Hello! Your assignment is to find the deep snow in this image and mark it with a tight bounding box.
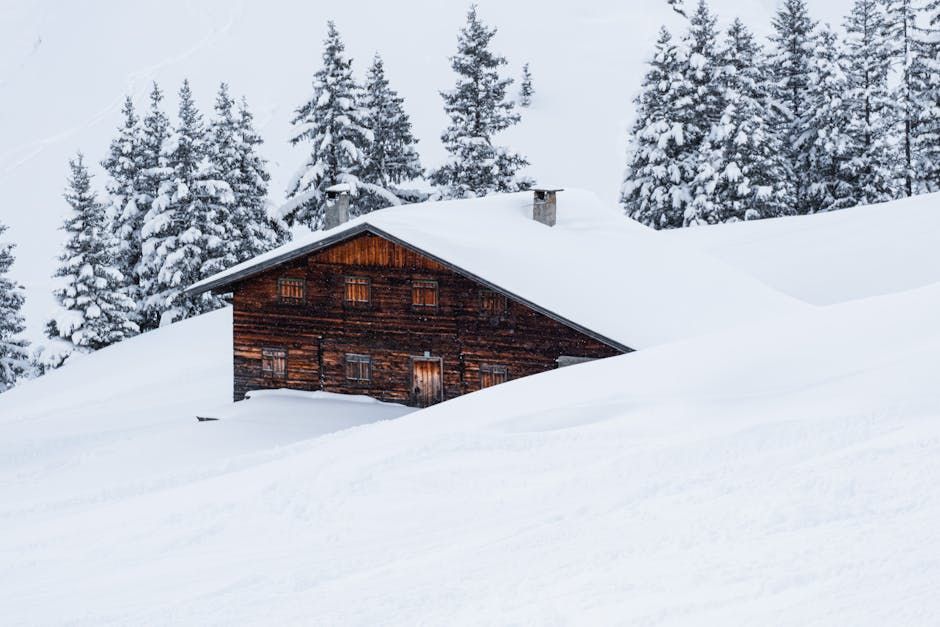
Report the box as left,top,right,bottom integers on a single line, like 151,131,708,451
1,196,939,624
665,192,940,305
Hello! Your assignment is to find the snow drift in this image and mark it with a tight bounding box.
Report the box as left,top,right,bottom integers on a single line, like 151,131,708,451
1,195,939,623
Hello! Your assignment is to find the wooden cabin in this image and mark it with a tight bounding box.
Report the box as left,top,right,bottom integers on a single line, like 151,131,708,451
188,189,634,407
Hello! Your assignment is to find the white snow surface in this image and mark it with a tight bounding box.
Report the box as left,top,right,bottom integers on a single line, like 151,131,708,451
2,199,940,624
191,189,805,349
0,0,854,341
663,192,940,305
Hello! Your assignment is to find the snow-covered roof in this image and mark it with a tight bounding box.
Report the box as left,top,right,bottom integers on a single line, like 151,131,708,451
187,190,805,350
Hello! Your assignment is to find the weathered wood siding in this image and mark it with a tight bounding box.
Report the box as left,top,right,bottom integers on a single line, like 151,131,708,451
231,233,624,405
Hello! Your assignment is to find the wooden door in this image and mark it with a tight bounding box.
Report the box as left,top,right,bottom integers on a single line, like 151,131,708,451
412,358,443,407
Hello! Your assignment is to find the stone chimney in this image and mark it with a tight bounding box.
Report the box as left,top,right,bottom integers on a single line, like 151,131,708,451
324,183,351,229
532,187,563,227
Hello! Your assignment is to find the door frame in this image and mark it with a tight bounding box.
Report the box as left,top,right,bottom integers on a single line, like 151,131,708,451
410,355,444,406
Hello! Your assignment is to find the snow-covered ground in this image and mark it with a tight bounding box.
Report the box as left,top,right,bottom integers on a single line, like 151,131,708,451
665,192,940,305
0,0,853,340
2,196,939,624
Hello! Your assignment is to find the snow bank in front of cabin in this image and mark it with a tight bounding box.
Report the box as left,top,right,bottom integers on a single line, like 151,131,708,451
2,280,939,625
663,192,940,305
207,389,412,427
0,309,412,522
194,189,806,350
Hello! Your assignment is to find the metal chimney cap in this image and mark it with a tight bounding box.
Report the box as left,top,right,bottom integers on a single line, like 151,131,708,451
532,186,564,193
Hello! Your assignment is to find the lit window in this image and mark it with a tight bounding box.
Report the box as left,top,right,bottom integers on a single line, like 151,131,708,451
344,276,371,304
412,280,439,307
277,277,305,304
345,354,372,382
480,364,508,389
481,290,507,316
261,348,287,378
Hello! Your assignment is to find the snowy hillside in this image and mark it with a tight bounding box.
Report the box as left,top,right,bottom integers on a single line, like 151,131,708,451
2,195,939,623
2,272,938,624
0,0,853,339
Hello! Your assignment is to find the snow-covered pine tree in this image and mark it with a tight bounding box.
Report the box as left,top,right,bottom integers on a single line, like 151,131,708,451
283,22,373,229
677,0,728,226
140,80,232,325
235,95,290,256
921,1,940,190
101,96,147,318
0,221,28,390
884,0,932,195
767,0,817,214
842,0,898,205
803,26,857,212
519,63,534,107
359,54,424,213
430,6,530,199
693,19,788,223
43,154,138,369
208,84,287,265
136,82,172,331
621,28,692,228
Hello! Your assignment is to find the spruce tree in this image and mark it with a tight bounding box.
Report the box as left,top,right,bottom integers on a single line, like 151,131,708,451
283,22,372,229
208,84,287,265
44,154,138,368
676,0,726,226
359,54,424,213
884,0,932,195
430,6,530,199
0,221,28,391
101,96,147,314
235,95,290,257
767,0,817,213
140,80,231,325
519,62,534,106
693,19,788,223
624,1,723,228
137,83,171,330
804,26,856,212
843,0,898,205
621,28,692,228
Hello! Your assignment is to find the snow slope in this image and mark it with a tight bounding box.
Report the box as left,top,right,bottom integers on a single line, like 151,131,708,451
662,192,940,305
1,278,937,625
0,0,853,340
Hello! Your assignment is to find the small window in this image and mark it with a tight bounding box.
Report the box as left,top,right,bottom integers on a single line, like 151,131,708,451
412,280,439,307
481,290,508,316
344,276,371,304
345,353,372,382
480,364,508,389
261,348,287,378
278,277,305,304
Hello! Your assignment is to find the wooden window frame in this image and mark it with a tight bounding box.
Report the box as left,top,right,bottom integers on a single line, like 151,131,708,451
277,277,306,304
480,289,508,318
344,276,371,306
345,353,372,382
411,279,439,309
261,347,287,379
479,364,508,389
